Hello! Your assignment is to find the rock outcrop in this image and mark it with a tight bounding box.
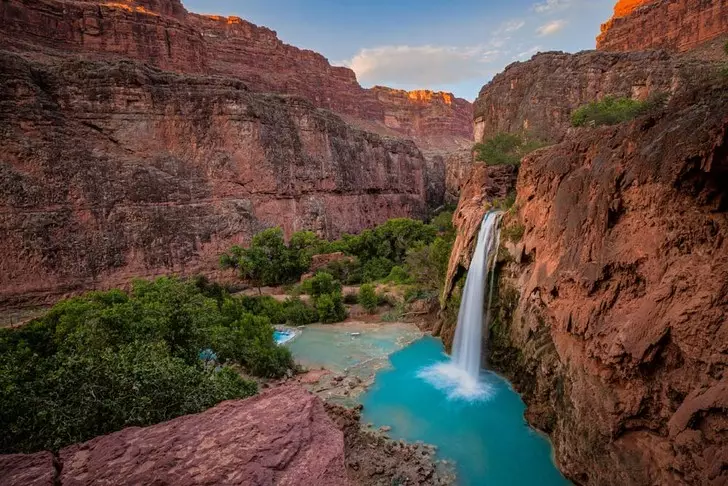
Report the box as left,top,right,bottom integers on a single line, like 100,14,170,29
0,0,472,151
0,386,350,486
447,68,728,485
473,50,717,143
0,51,430,306
0,452,56,486
597,0,728,53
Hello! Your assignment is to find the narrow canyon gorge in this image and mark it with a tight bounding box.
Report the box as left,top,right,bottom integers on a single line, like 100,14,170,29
1,0,726,485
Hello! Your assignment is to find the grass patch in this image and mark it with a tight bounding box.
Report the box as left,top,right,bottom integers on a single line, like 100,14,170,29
501,222,525,243
474,133,547,166
571,94,667,127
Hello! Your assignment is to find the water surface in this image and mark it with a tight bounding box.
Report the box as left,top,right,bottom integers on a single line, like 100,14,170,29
360,337,570,486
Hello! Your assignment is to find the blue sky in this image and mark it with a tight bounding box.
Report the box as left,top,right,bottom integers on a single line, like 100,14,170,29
184,0,616,100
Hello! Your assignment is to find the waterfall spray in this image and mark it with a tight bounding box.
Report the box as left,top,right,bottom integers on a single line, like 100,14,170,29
419,211,502,400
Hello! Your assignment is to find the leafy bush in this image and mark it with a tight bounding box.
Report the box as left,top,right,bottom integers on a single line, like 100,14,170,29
0,277,296,453
501,222,525,242
362,257,395,282
316,292,348,323
474,133,546,166
358,284,379,314
318,257,363,285
220,228,327,289
430,211,454,233
283,297,319,325
571,94,666,127
301,272,342,298
382,265,412,285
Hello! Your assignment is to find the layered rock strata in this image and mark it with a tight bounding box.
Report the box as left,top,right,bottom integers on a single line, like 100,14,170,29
0,0,473,150
0,52,430,305
446,75,728,485
597,0,728,53
473,50,718,144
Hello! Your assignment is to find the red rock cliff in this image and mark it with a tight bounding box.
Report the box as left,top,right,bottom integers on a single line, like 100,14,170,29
597,0,728,53
446,62,728,485
0,0,472,151
473,50,715,143
0,52,430,306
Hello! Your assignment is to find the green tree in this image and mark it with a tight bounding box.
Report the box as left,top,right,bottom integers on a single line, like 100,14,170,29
358,284,379,314
316,292,347,323
474,133,546,166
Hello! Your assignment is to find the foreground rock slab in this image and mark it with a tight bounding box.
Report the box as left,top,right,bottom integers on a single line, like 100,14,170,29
57,385,349,486
0,452,56,486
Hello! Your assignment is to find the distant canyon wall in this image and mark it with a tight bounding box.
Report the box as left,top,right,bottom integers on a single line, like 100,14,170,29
597,0,728,53
0,0,473,151
0,0,477,306
0,52,430,306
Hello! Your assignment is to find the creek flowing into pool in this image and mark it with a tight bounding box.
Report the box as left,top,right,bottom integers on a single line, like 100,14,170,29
285,213,569,485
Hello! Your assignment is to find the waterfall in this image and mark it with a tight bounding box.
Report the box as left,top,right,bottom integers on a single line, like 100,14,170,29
419,211,502,401
452,211,502,378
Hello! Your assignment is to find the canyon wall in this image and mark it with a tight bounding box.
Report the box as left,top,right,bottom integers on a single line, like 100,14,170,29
597,0,728,53
0,0,476,306
472,50,716,144
0,0,473,150
0,52,430,306
448,70,728,486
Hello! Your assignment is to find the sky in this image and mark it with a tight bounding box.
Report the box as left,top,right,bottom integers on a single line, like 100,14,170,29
184,0,617,101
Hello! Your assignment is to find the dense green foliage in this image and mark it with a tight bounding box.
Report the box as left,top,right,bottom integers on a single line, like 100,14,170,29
220,228,326,288
570,95,666,127
473,133,546,166
300,272,348,323
0,278,295,453
358,284,379,314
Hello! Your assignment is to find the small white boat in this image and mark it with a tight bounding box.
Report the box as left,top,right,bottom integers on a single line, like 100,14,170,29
350,332,362,337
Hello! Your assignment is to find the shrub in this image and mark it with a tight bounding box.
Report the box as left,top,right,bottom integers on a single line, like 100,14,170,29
501,222,525,242
300,272,342,298
0,277,299,454
316,292,348,323
383,265,412,284
571,94,666,127
358,284,379,314
237,295,286,324
0,340,256,453
318,257,363,285
362,257,394,282
283,297,318,325
474,133,546,166
381,302,406,322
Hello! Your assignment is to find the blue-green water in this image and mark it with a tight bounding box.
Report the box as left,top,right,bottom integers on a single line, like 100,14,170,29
360,337,570,486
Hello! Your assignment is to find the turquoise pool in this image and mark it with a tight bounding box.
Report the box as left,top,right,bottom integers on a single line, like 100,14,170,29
360,337,571,486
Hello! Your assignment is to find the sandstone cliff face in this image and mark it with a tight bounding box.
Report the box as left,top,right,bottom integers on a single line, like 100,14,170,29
597,0,728,53
0,386,350,486
473,50,716,144
370,87,473,153
0,52,430,306
0,0,472,151
448,76,728,484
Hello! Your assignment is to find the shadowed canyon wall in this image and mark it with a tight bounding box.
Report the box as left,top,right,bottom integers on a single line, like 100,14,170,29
597,0,728,53
0,0,476,306
0,52,430,306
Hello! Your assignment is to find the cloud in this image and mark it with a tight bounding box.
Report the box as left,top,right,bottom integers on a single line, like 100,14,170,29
496,20,526,34
536,20,567,36
532,0,572,13
346,45,492,86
